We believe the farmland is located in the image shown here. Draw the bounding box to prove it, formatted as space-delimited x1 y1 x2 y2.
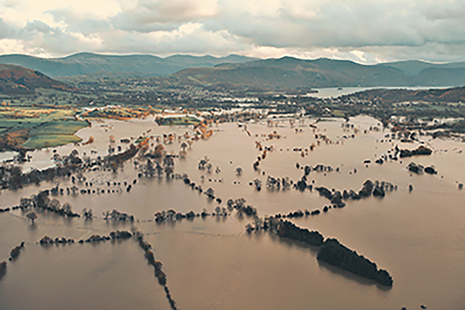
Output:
0 106 88 151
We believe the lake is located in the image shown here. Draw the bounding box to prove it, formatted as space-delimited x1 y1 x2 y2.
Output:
311 86 453 98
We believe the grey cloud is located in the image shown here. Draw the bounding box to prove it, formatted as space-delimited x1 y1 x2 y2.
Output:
22 20 53 34
96 26 247 55
110 13 182 33
110 0 219 33
361 43 465 63
203 1 465 52
0 18 18 39
7 20 99 55
421 2 465 21
2 0 465 63
206 4 423 48
47 9 111 35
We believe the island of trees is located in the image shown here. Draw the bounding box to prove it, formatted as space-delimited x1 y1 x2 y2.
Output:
250 219 393 287
317 238 393 287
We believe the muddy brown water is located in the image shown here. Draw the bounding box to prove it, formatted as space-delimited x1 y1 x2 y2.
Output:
0 115 464 310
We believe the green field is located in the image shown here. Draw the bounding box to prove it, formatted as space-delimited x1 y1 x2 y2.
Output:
22 134 82 149
331 109 347 117
28 120 88 136
0 120 39 134
22 120 88 149
0 107 89 151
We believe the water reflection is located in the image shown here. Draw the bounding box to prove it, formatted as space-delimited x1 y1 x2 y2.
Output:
317 260 383 288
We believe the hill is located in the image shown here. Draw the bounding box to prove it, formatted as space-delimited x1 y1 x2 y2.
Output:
378 60 465 76
173 57 409 89
342 86 465 103
172 57 465 89
0 64 76 94
0 53 256 78
3 53 465 89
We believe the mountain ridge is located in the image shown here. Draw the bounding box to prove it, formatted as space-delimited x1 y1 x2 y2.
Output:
175 57 465 89
342 86 465 104
1 53 465 89
0 53 257 78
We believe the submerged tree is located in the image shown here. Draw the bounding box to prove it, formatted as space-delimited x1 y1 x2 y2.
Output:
62 203 72 216
82 208 93 220
163 156 174 168
26 211 37 224
180 141 188 152
153 144 165 159
205 188 215 199
155 163 164 177
253 179 262 191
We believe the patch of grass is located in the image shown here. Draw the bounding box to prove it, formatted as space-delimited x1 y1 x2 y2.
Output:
22 120 88 149
0 120 43 134
22 134 82 149
44 110 76 119
331 109 347 117
0 107 89 151
28 120 88 136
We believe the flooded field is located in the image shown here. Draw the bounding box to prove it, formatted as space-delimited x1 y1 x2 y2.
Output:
1 114 464 310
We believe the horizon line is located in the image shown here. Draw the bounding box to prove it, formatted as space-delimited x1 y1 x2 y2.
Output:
0 51 455 66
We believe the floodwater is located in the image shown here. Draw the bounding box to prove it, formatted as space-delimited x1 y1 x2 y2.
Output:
1 115 465 310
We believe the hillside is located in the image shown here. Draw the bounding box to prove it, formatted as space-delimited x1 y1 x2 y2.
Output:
379 60 465 76
0 64 76 94
175 57 414 88
3 53 465 89
173 57 409 89
343 86 465 103
0 53 256 78
172 57 465 89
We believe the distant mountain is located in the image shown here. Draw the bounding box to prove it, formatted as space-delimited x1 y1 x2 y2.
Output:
0 53 256 78
3 53 465 89
343 86 465 103
174 57 409 89
378 60 465 76
0 64 76 94
173 57 465 89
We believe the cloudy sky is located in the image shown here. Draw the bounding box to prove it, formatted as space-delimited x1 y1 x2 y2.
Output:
1 0 464 63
